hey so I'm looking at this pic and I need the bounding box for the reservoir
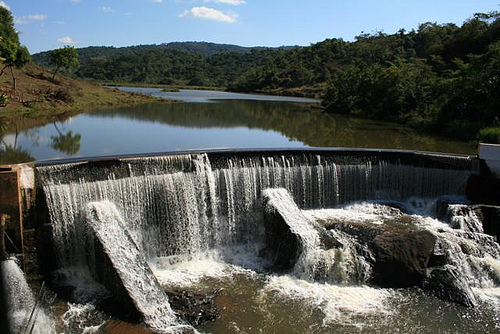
[0,89,474,164]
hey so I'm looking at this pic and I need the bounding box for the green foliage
[48,46,79,80]
[14,46,31,68]
[0,7,19,65]
[321,11,500,140]
[0,93,7,107]
[478,127,500,144]
[0,6,30,90]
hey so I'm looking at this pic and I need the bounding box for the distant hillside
[32,41,299,91]
[32,41,296,67]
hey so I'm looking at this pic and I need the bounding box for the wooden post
[0,214,7,261]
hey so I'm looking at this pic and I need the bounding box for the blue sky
[1,0,499,54]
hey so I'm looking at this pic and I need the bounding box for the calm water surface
[0,88,475,163]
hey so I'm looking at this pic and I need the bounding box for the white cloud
[100,6,114,13]
[209,0,245,5]
[179,6,237,23]
[57,36,77,44]
[14,16,29,25]
[28,14,48,21]
[0,1,10,10]
[14,14,48,25]
[152,0,163,3]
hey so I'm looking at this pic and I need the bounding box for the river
[0,88,475,164]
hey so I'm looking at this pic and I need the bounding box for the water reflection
[90,101,474,154]
[50,123,81,156]
[0,123,35,164]
[0,97,475,163]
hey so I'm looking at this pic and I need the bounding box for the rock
[165,289,220,327]
[473,205,500,242]
[372,229,436,287]
[322,220,436,287]
[261,189,313,271]
[423,266,477,307]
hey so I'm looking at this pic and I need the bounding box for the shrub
[41,88,73,103]
[0,93,7,107]
[478,127,500,144]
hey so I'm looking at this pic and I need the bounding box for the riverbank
[101,81,226,92]
[100,81,324,99]
[0,64,174,123]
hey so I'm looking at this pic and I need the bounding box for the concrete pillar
[479,143,500,178]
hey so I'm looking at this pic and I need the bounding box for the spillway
[31,149,493,332]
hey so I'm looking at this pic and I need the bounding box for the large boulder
[372,229,436,287]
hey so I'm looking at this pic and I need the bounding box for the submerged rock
[165,289,220,327]
[423,266,477,307]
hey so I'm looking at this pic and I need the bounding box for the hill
[31,42,302,93]
[0,63,163,121]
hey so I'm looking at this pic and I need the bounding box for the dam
[2,148,500,333]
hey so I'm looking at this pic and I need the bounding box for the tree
[48,46,79,81]
[0,7,30,90]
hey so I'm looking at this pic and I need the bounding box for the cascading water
[1,259,55,334]
[38,152,475,263]
[84,201,181,332]
[35,150,489,332]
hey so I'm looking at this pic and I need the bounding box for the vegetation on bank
[321,12,500,142]
[31,9,500,143]
[0,63,171,120]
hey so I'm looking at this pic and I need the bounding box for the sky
[1,0,499,54]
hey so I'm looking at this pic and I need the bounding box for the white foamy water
[150,246,267,289]
[1,259,56,334]
[261,275,396,327]
[34,152,486,332]
[445,204,484,232]
[61,303,106,334]
[303,202,403,225]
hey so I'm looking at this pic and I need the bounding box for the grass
[0,64,175,121]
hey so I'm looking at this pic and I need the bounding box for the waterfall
[37,151,476,269]
[1,259,55,334]
[84,201,179,332]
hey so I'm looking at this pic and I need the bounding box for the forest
[32,11,500,141]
